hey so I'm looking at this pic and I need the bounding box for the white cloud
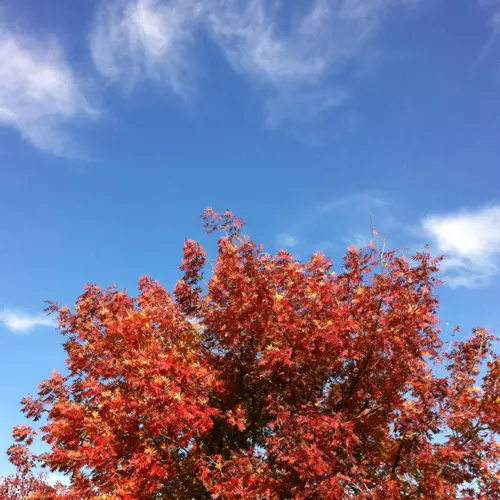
[90,0,203,95]
[0,309,55,334]
[206,1,327,88]
[276,233,298,249]
[90,0,415,125]
[0,26,98,156]
[421,205,500,288]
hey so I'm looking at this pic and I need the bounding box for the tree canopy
[0,473,56,499]
[7,209,499,499]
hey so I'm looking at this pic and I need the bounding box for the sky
[1,0,500,478]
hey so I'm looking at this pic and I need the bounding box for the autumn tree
[0,473,56,499]
[7,209,499,499]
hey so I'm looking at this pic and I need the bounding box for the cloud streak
[0,309,55,334]
[0,24,98,156]
[479,0,500,60]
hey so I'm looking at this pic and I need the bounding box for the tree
[0,473,55,499]
[8,209,499,499]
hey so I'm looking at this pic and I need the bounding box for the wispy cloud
[90,0,415,126]
[479,0,500,59]
[0,24,98,156]
[90,0,204,95]
[0,309,55,334]
[315,192,388,216]
[206,0,409,127]
[421,205,500,288]
[276,233,298,249]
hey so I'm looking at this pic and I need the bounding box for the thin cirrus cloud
[90,0,204,96]
[421,205,500,288]
[0,309,55,334]
[205,0,414,128]
[479,0,500,58]
[90,0,416,126]
[0,25,98,157]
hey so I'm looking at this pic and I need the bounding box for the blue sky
[1,0,500,477]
